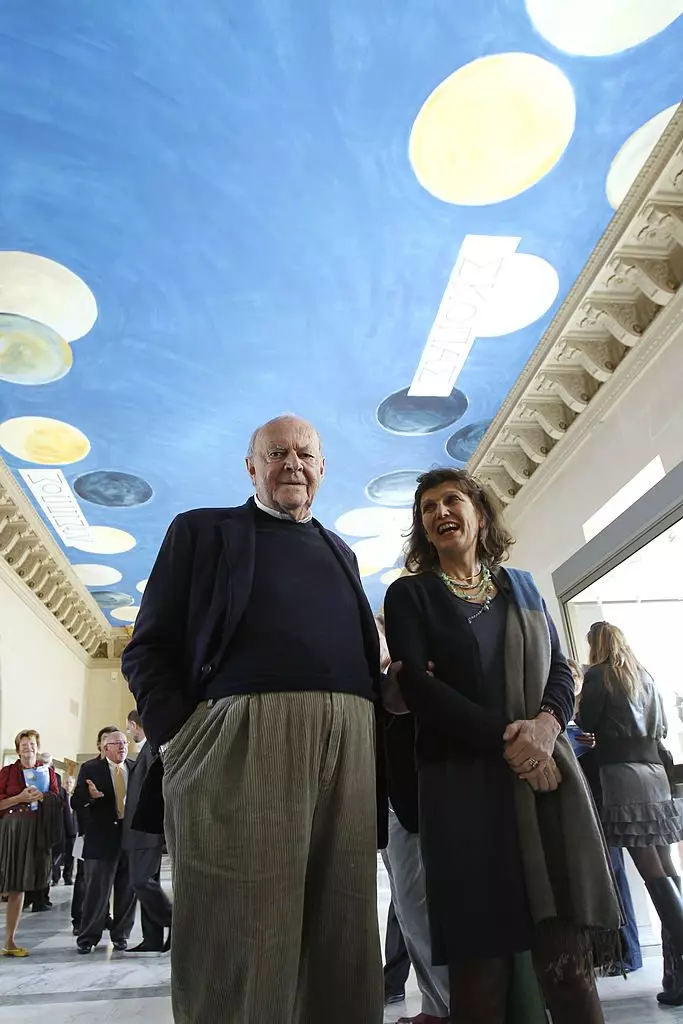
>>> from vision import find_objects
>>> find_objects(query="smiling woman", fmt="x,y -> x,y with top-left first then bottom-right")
383,467 -> 621,1022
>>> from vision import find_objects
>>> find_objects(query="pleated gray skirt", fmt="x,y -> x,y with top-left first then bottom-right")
600,762 -> 683,847
0,808 -> 51,892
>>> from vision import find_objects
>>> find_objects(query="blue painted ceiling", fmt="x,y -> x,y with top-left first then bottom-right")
0,0 -> 681,616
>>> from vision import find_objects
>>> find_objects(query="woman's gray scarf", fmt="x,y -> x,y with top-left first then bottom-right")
500,568 -> 622,964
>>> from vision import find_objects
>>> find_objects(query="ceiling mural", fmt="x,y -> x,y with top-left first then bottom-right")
0,0 -> 681,620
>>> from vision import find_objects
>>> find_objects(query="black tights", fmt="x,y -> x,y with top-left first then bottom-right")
449,937 -> 604,1024
627,843 -> 677,882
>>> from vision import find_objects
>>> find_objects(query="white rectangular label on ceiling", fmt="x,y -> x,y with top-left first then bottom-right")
19,468 -> 92,548
409,234 -> 520,398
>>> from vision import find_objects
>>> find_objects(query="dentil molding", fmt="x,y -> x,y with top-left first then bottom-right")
469,105 -> 683,512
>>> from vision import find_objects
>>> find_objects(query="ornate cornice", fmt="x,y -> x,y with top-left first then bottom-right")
0,457 -> 111,659
469,105 -> 683,509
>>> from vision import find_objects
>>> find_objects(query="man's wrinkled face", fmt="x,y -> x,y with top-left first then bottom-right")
246,418 -> 324,522
102,732 -> 128,765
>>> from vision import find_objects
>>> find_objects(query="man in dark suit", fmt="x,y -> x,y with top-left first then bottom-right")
71,729 -> 137,954
53,775 -> 77,885
123,710 -> 172,954
122,415 -> 386,1024
70,725 -> 118,935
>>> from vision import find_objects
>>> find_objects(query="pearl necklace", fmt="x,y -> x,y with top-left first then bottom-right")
437,564 -> 496,621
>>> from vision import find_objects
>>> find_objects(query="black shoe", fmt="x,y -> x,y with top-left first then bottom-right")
77,944 -> 93,955
162,933 -> 171,953
31,904 -> 53,912
385,992 -> 405,1005
72,926 -> 79,936
63,879 -> 73,886
125,942 -> 163,956
112,940 -> 128,952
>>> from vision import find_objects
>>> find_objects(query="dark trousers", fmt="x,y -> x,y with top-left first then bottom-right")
52,837 -> 75,884
25,887 -> 50,909
129,846 -> 173,948
384,900 -> 411,998
71,859 -> 86,927
78,851 -> 137,947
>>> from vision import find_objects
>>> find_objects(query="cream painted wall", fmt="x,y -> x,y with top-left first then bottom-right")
82,664 -> 133,760
0,571 -> 89,761
506,331 -> 683,630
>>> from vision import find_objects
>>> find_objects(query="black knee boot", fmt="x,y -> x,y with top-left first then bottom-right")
658,876 -> 683,1003
646,878 -> 683,1006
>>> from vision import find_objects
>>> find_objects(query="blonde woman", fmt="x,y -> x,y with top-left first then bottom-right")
578,621 -> 683,1005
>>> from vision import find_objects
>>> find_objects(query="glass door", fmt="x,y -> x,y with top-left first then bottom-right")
565,515 -> 683,761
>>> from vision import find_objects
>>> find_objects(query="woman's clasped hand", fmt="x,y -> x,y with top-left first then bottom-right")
504,712 -> 564,793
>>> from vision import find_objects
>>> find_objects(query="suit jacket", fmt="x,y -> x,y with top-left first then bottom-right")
60,787 -> 77,838
122,742 -> 163,851
72,756 -> 136,861
122,498 -> 388,847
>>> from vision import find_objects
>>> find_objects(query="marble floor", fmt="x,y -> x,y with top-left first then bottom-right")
1,858 -> 682,1022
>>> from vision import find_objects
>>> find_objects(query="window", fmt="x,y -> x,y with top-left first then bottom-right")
582,457 -> 665,542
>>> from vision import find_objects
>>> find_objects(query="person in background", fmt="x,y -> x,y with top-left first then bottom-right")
72,729 -> 137,954
25,751 -> 63,912
123,709 -> 172,954
578,621 -> 683,1006
53,776 -> 77,886
70,726 -> 118,936
566,660 -> 596,759
0,730 -> 61,957
384,468 -> 620,1024
571,657 -> 642,976
383,705 -> 450,1024
384,901 -> 411,1007
378,611 -> 450,1024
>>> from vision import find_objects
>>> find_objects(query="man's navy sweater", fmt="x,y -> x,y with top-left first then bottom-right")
205,508 -> 375,701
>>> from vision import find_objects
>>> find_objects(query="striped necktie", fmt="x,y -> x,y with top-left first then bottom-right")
114,765 -> 125,819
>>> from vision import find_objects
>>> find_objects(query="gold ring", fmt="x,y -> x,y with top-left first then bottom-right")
527,758 -> 540,770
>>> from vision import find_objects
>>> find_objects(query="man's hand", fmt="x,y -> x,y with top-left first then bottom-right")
504,712 -> 560,775
381,659 -> 436,714
86,779 -> 105,801
382,661 -> 409,714
519,757 -> 563,793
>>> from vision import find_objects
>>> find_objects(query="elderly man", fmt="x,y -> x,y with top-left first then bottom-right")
72,730 -> 137,954
122,415 -> 385,1024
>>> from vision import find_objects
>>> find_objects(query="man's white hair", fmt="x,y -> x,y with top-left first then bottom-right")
246,414 -> 323,459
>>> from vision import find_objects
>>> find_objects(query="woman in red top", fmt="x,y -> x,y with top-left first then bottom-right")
0,729 -> 60,957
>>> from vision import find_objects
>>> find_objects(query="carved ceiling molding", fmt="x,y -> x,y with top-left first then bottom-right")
0,457 -> 111,660
469,105 -> 683,512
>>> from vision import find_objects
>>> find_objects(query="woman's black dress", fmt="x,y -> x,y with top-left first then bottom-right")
384,571 -> 573,966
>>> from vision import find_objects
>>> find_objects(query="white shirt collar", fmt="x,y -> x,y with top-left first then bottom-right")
106,758 -> 128,775
254,494 -> 313,524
